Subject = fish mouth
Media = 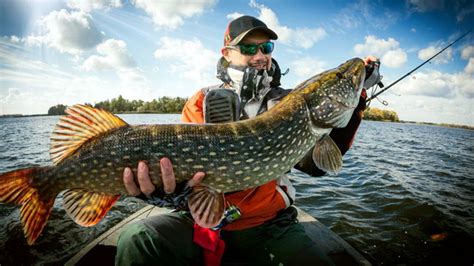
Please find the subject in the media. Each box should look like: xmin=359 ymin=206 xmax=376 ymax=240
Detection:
xmin=304 ymin=58 xmax=366 ymax=129
xmin=329 ymin=58 xmax=366 ymax=108
xmin=340 ymin=58 xmax=366 ymax=94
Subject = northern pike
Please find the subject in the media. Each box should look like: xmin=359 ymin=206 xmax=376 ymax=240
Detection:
xmin=0 ymin=58 xmax=366 ymax=244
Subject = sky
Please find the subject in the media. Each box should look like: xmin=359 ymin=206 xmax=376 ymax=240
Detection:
xmin=0 ymin=0 xmax=473 ymax=126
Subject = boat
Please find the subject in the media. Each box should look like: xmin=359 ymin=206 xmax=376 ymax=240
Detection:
xmin=65 ymin=205 xmax=371 ymax=265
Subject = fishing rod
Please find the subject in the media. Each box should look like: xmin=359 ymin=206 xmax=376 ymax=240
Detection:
xmin=367 ymin=29 xmax=472 ymax=103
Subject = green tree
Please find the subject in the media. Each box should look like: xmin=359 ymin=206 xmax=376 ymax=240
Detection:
xmin=48 ymin=96 xmax=189 ymax=114
xmin=48 ymin=104 xmax=67 ymax=115
xmin=363 ymin=107 xmax=400 ymax=122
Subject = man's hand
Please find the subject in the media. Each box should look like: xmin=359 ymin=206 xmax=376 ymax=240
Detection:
xmin=123 ymin=158 xmax=205 ymax=197
xmin=363 ymin=55 xmax=379 ymax=66
xmin=363 ymin=55 xmax=382 ymax=89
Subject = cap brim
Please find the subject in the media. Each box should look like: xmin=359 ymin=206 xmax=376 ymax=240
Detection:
xmin=228 ymin=26 xmax=278 ymax=46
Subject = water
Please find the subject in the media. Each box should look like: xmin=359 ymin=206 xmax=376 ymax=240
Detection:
xmin=0 ymin=115 xmax=473 ymax=265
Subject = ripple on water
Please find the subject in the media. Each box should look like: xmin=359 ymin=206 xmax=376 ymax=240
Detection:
xmin=1 ymin=117 xmax=473 ymax=264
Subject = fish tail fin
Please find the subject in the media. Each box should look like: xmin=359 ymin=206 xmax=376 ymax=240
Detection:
xmin=0 ymin=167 xmax=56 ymax=245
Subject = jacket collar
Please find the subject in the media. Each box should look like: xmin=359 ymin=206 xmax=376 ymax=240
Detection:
xmin=216 ymin=57 xmax=282 ymax=88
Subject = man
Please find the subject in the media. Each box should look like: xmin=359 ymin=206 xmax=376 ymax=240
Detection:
xmin=116 ymin=15 xmax=379 ymax=265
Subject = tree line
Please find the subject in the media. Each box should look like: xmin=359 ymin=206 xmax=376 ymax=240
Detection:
xmin=47 ymin=96 xmax=400 ymax=123
xmin=363 ymin=107 xmax=400 ymax=122
xmin=47 ymin=95 xmax=187 ymax=115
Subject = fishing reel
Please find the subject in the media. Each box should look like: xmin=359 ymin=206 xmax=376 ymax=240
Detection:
xmin=364 ymin=58 xmax=388 ymax=106
xmin=364 ymin=58 xmax=384 ymax=89
xmin=212 ymin=205 xmax=242 ymax=230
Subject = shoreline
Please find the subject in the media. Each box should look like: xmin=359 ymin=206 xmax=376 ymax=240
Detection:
xmin=362 ymin=119 xmax=474 ymax=130
xmin=1 ymin=113 xmax=472 ymax=130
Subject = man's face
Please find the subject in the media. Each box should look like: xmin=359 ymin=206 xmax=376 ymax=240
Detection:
xmin=222 ymin=31 xmax=272 ymax=71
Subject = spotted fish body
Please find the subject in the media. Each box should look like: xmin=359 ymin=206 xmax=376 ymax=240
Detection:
xmin=0 ymin=58 xmax=366 ymax=244
xmin=51 ymin=95 xmax=324 ymax=195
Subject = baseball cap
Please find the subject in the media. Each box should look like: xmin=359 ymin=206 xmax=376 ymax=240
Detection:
xmin=224 ymin=16 xmax=278 ymax=46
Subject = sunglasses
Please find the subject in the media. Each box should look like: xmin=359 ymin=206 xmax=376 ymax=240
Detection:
xmin=227 ymin=41 xmax=274 ymax=56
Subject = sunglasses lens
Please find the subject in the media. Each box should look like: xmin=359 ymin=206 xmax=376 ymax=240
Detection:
xmin=260 ymin=42 xmax=274 ymax=54
xmin=240 ymin=44 xmax=258 ymax=55
xmin=238 ymin=42 xmax=274 ymax=55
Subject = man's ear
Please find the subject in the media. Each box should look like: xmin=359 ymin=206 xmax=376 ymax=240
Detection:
xmin=221 ymin=47 xmax=231 ymax=61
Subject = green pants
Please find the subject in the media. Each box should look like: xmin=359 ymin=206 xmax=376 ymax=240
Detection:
xmin=115 ymin=207 xmax=333 ymax=266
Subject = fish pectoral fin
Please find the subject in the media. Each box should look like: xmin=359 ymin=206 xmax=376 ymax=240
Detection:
xmin=188 ymin=185 xmax=225 ymax=228
xmin=312 ymin=134 xmax=343 ymax=174
xmin=50 ymin=104 xmax=129 ymax=165
xmin=63 ymin=189 xmax=120 ymax=227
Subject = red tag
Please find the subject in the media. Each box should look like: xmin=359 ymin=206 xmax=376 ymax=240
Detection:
xmin=193 ymin=224 xmax=225 ymax=266
xmin=361 ymin=88 xmax=367 ymax=99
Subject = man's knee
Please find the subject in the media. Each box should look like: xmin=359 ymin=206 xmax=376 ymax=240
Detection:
xmin=116 ymin=214 xmax=201 ymax=265
xmin=116 ymin=222 xmax=160 ymax=266
xmin=117 ymin=222 xmax=151 ymax=249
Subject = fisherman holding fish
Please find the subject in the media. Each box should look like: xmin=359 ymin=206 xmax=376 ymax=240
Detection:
xmin=0 ymin=14 xmax=381 ymax=265
xmin=117 ymin=16 xmax=381 ymax=265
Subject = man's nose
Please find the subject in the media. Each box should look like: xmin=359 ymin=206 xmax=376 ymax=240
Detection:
xmin=252 ymin=48 xmax=266 ymax=60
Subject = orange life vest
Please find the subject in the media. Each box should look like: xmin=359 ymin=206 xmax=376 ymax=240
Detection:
xmin=181 ymin=89 xmax=288 ymax=231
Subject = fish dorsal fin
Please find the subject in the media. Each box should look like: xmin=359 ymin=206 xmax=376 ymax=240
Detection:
xmin=312 ymin=134 xmax=343 ymax=174
xmin=188 ymin=185 xmax=225 ymax=228
xmin=63 ymin=189 xmax=120 ymax=226
xmin=50 ymin=104 xmax=128 ymax=165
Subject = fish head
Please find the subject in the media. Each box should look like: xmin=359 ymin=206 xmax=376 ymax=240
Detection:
xmin=298 ymin=58 xmax=366 ymax=128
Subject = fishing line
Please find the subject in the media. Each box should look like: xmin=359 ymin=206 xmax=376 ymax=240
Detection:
xmin=367 ymin=83 xmax=388 ymax=107
xmin=367 ymin=29 xmax=472 ymax=103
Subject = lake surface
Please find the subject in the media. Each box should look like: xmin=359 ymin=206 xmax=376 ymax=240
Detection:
xmin=0 ymin=114 xmax=473 ymax=265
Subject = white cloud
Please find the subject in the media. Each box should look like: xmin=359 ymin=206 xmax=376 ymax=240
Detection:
xmin=465 ymin=58 xmax=474 ymax=75
xmin=0 ymin=88 xmax=22 ymax=104
xmin=0 ymin=43 xmax=94 ymax=114
xmin=23 ymin=35 xmax=47 ymax=47
xmin=0 ymin=39 xmax=76 ymax=84
xmin=67 ymin=0 xmax=122 ymax=12
xmin=83 ymin=39 xmax=136 ymax=71
xmin=9 ymin=36 xmax=21 ymax=43
xmin=133 ymin=0 xmax=217 ymax=29
xmin=32 ymin=9 xmax=105 ymax=54
xmin=0 ymin=39 xmax=155 ymax=114
xmin=5 ymin=35 xmax=46 ymax=48
xmin=418 ymin=46 xmax=453 ymax=64
xmin=332 ymin=0 xmax=399 ymax=31
xmin=0 ymin=88 xmax=34 ymax=114
xmin=153 ymin=37 xmax=219 ymax=85
xmin=118 ymin=69 xmax=142 ymax=81
xmin=370 ymin=94 xmax=473 ymax=126
xmin=453 ymin=71 xmax=474 ymax=98
xmin=461 ymin=45 xmax=474 ymax=60
xmin=461 ymin=45 xmax=474 ymax=75
xmin=354 ymin=35 xmax=399 ymax=56
xmin=382 ymin=49 xmax=408 ymax=68
xmin=408 ymin=0 xmax=444 ymax=12
xmin=354 ymin=35 xmax=407 ymax=68
xmin=248 ymin=0 xmax=327 ymax=49
xmin=226 ymin=12 xmax=245 ymax=20
xmin=397 ymin=70 xmax=473 ymax=99
xmin=292 ymin=28 xmax=328 ymax=49
xmin=83 ymin=39 xmax=148 ymax=84
xmin=398 ymin=71 xmax=452 ymax=98
xmin=291 ymin=57 xmax=326 ymax=80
